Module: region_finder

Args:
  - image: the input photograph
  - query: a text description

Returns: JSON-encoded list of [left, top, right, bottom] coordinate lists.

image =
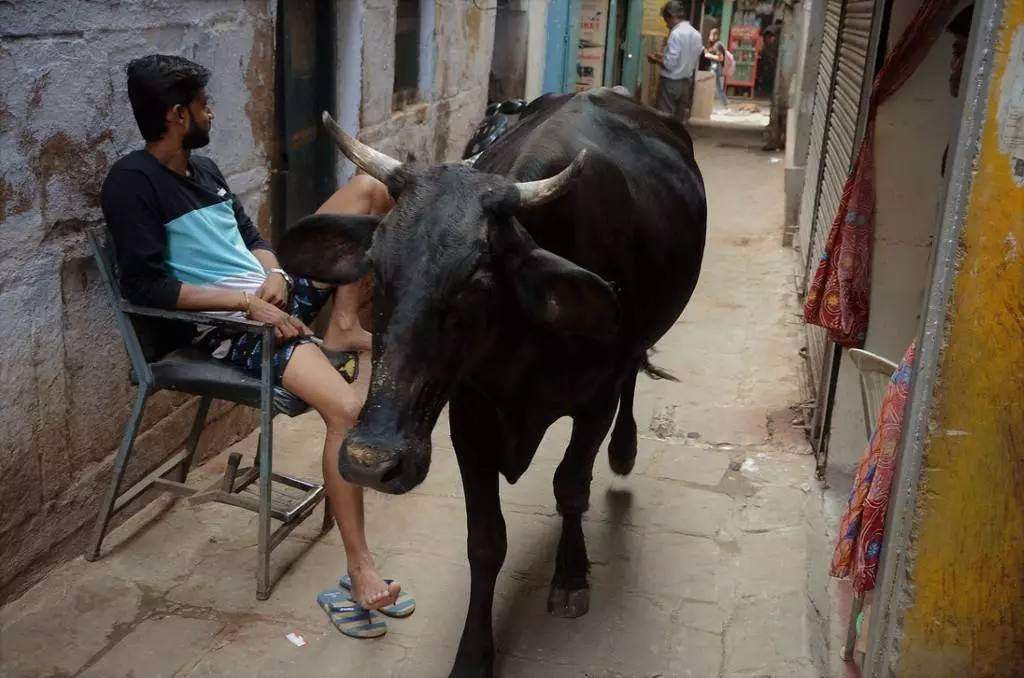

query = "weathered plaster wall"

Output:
[[357, 0, 494, 164], [0, 0, 276, 603], [491, 0, 530, 101], [765, 2, 801, 150]]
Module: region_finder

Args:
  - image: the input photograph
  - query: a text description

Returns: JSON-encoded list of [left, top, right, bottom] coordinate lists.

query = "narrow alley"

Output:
[[0, 140, 823, 678]]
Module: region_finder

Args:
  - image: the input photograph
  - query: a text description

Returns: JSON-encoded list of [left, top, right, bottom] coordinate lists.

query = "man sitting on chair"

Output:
[[100, 54, 402, 622]]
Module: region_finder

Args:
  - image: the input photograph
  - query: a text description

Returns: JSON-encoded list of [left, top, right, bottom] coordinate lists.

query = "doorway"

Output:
[[608, 0, 630, 85], [544, 0, 643, 95], [272, 0, 338, 243]]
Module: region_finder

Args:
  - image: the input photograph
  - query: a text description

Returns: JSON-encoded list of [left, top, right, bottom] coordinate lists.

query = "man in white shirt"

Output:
[[647, 1, 703, 122]]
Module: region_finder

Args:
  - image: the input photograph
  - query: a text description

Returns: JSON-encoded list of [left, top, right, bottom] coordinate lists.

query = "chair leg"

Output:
[[841, 593, 864, 661], [256, 329, 275, 600], [173, 396, 213, 484], [85, 384, 151, 562], [321, 495, 335, 533]]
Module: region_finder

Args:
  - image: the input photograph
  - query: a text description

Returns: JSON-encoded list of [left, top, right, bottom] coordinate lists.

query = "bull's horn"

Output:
[[321, 111, 402, 182], [514, 150, 587, 208]]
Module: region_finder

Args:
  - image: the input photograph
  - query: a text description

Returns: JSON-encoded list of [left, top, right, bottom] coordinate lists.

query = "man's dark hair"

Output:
[[126, 54, 211, 142], [661, 1, 690, 21]]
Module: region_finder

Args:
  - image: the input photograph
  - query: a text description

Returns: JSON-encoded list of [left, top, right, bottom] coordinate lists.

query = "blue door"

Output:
[[543, 0, 571, 94], [620, 0, 644, 95]]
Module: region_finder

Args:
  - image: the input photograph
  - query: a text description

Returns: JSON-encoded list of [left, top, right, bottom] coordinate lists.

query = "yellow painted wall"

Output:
[[897, 1, 1024, 675], [643, 0, 670, 36]]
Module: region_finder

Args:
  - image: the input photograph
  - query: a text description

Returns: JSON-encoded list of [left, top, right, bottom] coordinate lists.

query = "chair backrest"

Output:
[[87, 228, 153, 384], [848, 348, 899, 440]]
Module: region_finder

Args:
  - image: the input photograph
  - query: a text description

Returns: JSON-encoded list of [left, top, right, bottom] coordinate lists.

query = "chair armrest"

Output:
[[120, 302, 273, 332]]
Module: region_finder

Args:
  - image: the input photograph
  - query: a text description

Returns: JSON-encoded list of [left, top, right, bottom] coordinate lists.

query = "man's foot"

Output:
[[349, 562, 401, 610]]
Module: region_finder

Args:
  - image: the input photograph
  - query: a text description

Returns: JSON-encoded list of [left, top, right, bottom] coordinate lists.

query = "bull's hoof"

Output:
[[547, 586, 591, 618], [608, 440, 637, 475], [449, 644, 494, 678], [608, 425, 638, 476], [448, 667, 492, 678]]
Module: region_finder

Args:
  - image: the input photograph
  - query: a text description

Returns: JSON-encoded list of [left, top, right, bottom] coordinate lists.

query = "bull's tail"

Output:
[[641, 350, 679, 382]]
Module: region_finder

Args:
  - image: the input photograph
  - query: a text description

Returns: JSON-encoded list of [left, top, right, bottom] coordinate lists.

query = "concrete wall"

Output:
[[0, 0, 276, 603], [826, 1, 957, 476], [765, 2, 802, 151], [491, 0, 530, 101], [355, 0, 494, 164]]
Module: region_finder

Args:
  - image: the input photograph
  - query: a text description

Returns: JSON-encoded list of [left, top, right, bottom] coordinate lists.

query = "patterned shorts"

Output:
[[196, 278, 333, 383]]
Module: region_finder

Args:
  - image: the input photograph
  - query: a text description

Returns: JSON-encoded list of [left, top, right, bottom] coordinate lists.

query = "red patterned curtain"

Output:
[[803, 0, 962, 347]]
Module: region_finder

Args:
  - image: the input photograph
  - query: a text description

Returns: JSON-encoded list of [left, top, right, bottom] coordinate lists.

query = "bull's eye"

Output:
[[445, 274, 494, 334], [481, 185, 519, 216]]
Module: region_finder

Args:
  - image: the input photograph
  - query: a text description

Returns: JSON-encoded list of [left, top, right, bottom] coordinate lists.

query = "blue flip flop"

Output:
[[317, 589, 387, 639], [338, 575, 416, 618]]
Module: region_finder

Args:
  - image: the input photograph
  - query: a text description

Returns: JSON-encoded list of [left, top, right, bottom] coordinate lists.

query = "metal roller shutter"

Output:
[[796, 0, 841, 270], [802, 0, 879, 467], [797, 0, 842, 417]]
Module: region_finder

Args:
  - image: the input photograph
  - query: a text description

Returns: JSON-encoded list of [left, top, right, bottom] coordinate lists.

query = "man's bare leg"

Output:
[[317, 173, 394, 353], [281, 342, 400, 609]]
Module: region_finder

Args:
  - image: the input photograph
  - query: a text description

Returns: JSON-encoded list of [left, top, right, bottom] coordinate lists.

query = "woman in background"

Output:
[[704, 27, 729, 109]]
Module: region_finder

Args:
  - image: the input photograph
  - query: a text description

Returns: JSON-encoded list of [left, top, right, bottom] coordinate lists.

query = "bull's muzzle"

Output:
[[339, 435, 430, 495]]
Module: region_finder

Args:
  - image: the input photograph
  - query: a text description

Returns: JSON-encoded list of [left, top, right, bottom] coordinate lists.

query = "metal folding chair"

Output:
[[84, 228, 334, 600], [840, 347, 899, 661]]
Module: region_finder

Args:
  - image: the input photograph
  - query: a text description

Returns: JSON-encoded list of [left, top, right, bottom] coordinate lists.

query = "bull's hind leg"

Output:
[[549, 383, 619, 618], [608, 364, 640, 475]]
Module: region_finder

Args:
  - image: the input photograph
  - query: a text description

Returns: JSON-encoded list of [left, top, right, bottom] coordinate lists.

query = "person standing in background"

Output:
[[648, 1, 704, 122], [755, 21, 781, 99], [704, 27, 729, 109]]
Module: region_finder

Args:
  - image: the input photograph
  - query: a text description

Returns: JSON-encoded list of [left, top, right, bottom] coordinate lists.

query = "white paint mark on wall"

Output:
[[996, 26, 1024, 186]]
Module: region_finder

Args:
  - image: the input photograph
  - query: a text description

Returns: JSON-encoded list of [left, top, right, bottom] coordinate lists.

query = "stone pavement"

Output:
[[0, 141, 824, 678]]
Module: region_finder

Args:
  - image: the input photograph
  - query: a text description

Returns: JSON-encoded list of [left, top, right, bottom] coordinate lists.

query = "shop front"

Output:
[[541, 0, 794, 115], [543, 0, 641, 95], [789, 0, 1024, 671], [863, 0, 1024, 672]]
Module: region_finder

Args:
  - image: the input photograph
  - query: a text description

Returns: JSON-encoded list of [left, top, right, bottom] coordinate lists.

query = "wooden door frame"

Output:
[[271, 0, 337, 245]]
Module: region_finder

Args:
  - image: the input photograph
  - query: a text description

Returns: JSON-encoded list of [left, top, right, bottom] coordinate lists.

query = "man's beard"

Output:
[[183, 120, 210, 150]]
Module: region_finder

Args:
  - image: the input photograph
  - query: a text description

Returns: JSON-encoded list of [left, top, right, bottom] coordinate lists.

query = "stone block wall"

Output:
[[0, 0, 276, 603], [356, 0, 494, 163]]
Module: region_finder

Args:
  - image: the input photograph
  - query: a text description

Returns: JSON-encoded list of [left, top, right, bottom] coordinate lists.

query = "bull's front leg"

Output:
[[449, 396, 507, 678], [549, 385, 618, 618]]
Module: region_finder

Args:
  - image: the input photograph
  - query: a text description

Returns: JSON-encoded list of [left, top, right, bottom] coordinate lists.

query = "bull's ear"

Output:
[[496, 222, 620, 336], [277, 214, 381, 285]]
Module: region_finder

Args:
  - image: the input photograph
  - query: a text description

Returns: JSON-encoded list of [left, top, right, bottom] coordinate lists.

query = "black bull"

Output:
[[279, 88, 707, 678]]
